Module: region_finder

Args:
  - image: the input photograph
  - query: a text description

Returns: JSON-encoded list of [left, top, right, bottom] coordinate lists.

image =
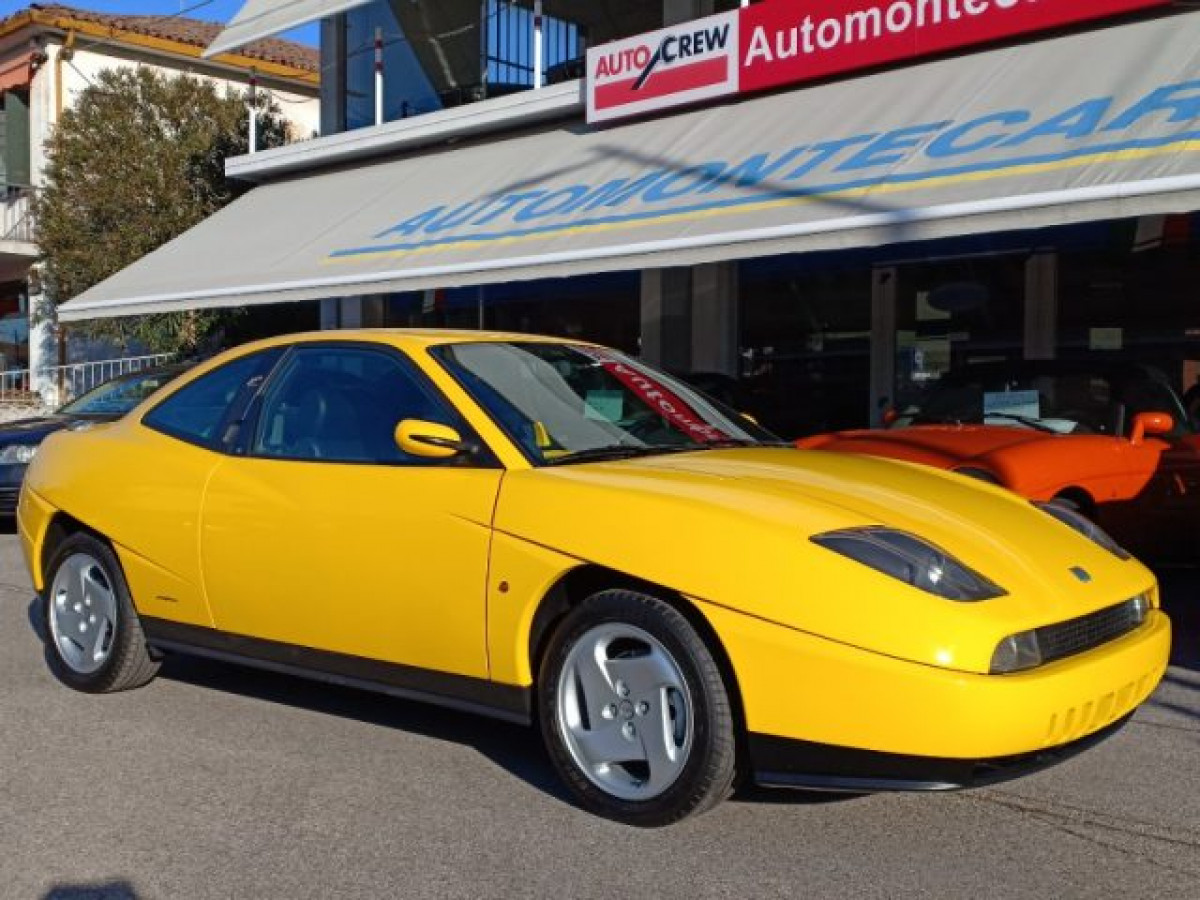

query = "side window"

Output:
[[251, 347, 452, 464], [143, 351, 280, 448]]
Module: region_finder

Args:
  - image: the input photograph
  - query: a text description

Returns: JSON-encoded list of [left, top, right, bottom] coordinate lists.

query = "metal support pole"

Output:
[[533, 0, 544, 90], [374, 26, 384, 126], [248, 69, 258, 154]]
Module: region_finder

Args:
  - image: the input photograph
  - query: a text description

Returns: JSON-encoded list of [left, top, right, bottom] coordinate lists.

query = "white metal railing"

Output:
[[0, 353, 174, 407], [1, 187, 36, 243]]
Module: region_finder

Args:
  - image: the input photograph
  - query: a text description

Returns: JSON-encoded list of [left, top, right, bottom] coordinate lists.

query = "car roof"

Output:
[[226, 329, 595, 354], [108, 363, 191, 381]]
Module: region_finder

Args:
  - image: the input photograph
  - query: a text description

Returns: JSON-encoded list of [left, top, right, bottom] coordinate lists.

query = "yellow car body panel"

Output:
[[491, 449, 1156, 675], [696, 600, 1169, 759], [24, 424, 221, 628], [485, 529, 584, 686], [200, 456, 502, 678], [17, 483, 54, 591], [18, 330, 1171, 787]]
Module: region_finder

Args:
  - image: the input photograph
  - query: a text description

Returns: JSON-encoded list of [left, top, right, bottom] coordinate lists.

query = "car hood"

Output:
[[495, 448, 1155, 674], [0, 416, 70, 444], [797, 425, 1056, 469]]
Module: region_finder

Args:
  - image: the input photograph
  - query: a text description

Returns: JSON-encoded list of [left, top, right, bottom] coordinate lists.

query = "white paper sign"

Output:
[[984, 390, 1041, 421]]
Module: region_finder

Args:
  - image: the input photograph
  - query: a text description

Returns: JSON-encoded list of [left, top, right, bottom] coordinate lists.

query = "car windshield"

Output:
[[894, 366, 1194, 437], [59, 368, 183, 418], [433, 342, 784, 464]]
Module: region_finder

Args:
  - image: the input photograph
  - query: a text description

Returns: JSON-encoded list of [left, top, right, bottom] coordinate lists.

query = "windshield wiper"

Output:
[[694, 438, 794, 449], [984, 413, 1057, 434], [545, 439, 791, 466], [544, 445, 694, 466]]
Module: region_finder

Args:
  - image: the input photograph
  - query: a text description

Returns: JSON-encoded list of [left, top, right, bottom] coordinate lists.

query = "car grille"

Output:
[[1036, 597, 1148, 665], [0, 486, 19, 512]]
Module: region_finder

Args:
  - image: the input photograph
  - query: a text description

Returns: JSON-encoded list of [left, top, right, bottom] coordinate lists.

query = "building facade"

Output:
[[63, 0, 1200, 440], [0, 2, 320, 392]]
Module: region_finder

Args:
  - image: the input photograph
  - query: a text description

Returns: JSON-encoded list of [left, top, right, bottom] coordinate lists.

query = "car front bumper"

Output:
[[696, 600, 1170, 789], [748, 715, 1131, 792]]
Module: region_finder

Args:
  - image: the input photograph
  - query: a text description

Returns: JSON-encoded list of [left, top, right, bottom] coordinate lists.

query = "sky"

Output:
[[0, 0, 319, 45]]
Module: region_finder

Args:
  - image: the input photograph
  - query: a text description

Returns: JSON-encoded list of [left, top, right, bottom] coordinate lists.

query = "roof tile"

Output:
[[7, 3, 318, 75]]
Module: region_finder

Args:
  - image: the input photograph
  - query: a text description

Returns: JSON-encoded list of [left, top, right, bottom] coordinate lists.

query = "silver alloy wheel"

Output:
[[555, 623, 694, 802], [48, 553, 118, 676]]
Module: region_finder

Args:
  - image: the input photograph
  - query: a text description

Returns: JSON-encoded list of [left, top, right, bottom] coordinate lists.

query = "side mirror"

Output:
[[395, 420, 468, 459], [881, 408, 900, 427], [1130, 412, 1174, 445]]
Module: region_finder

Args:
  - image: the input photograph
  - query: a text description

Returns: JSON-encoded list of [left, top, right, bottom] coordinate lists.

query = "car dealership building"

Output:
[[60, 0, 1200, 438]]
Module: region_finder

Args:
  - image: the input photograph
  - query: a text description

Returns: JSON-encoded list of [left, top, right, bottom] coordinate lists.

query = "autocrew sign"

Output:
[[586, 0, 1175, 124]]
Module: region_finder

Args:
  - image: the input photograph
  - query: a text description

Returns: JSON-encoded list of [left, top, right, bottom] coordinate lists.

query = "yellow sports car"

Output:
[[17, 332, 1170, 826]]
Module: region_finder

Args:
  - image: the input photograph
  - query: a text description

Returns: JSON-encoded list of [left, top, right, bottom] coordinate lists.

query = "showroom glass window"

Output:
[[251, 346, 453, 464], [143, 351, 282, 449], [892, 254, 1026, 415], [741, 255, 872, 438]]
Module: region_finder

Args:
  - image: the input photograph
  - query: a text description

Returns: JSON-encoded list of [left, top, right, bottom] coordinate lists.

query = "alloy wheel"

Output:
[[555, 623, 694, 802], [48, 553, 118, 676]]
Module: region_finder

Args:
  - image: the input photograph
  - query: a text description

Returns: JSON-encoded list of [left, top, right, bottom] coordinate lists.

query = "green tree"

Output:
[[35, 67, 290, 355]]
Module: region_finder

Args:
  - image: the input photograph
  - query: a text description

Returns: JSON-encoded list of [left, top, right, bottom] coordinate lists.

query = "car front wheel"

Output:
[[43, 532, 159, 694], [538, 589, 738, 827]]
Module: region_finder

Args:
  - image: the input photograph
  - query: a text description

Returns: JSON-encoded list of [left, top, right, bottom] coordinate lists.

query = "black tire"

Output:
[[1051, 493, 1096, 521], [538, 589, 738, 827], [42, 532, 159, 694]]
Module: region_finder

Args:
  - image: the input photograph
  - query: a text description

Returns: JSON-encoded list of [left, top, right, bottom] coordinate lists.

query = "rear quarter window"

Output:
[[143, 350, 280, 449]]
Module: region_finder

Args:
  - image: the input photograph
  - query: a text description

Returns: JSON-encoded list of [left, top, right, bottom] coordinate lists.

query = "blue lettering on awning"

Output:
[[336, 81, 1200, 261]]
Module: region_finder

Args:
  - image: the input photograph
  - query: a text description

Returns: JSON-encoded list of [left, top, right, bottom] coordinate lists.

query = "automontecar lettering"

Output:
[[746, 0, 1031, 66], [370, 80, 1200, 243]]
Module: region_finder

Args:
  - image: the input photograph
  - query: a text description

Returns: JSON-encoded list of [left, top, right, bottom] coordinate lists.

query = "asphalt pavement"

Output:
[[1, 530, 1198, 899]]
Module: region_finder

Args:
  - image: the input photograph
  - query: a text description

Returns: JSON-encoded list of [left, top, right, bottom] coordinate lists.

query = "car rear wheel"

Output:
[[538, 589, 737, 827], [44, 532, 159, 694]]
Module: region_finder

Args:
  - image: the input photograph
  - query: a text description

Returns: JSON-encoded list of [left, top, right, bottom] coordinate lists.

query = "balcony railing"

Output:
[[0, 353, 174, 410], [1, 186, 37, 244]]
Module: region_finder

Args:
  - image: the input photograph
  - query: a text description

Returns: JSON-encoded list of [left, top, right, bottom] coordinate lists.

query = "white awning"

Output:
[[204, 0, 371, 58], [66, 10, 1200, 321]]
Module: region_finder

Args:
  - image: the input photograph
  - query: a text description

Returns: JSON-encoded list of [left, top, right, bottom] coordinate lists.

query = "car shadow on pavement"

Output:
[[25, 595, 862, 813], [153, 652, 861, 812], [43, 881, 140, 900], [156, 650, 573, 804]]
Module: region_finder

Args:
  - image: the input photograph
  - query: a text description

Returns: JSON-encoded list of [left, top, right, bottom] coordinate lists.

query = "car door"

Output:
[[199, 343, 505, 680], [123, 347, 284, 628]]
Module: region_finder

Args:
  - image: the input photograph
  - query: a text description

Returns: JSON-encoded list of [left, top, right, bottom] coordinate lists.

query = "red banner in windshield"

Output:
[[577, 348, 730, 443]]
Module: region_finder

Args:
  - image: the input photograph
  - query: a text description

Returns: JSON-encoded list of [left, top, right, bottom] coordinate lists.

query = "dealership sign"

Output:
[[587, 0, 1175, 123]]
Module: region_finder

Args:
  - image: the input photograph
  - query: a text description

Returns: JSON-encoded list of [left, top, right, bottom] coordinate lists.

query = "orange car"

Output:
[[799, 361, 1200, 563]]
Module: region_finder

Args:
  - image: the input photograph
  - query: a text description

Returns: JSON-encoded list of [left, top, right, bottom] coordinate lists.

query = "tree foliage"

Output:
[[36, 67, 291, 354]]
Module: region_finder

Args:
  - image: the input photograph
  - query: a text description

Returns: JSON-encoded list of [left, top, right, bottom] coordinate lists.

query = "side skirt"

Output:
[[141, 618, 532, 726]]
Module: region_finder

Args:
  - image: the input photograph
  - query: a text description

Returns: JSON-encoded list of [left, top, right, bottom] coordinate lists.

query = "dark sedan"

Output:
[[0, 366, 186, 515]]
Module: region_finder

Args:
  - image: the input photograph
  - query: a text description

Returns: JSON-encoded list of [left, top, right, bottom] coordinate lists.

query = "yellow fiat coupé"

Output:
[[17, 331, 1170, 826]]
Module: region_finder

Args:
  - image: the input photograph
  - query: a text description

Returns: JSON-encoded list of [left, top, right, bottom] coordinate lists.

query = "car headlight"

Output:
[[811, 527, 1005, 602], [1034, 501, 1130, 561], [991, 592, 1151, 674], [0, 444, 38, 465], [989, 631, 1043, 674]]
